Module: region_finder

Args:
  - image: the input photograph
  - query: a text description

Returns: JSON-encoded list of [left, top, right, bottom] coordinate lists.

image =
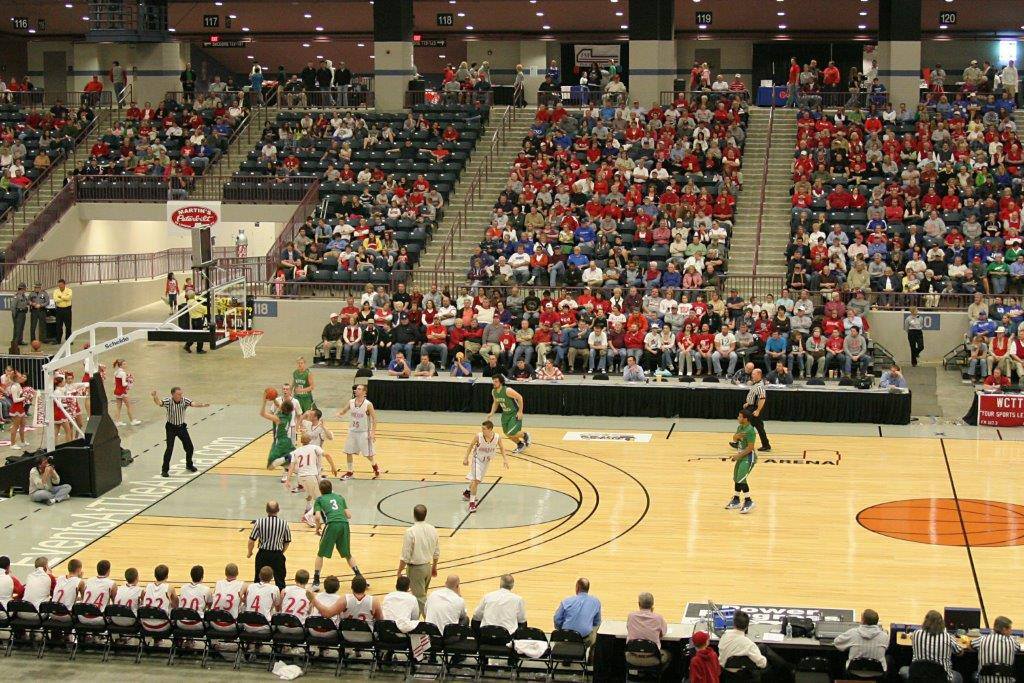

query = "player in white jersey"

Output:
[[301, 408, 333, 448], [310, 575, 344, 627], [52, 559, 85, 621], [336, 384, 380, 480], [284, 433, 337, 527], [111, 567, 143, 626], [210, 563, 247, 617], [462, 420, 509, 513], [280, 570, 313, 621], [142, 564, 177, 630], [179, 565, 212, 615], [246, 566, 281, 620], [309, 575, 381, 628], [80, 560, 116, 611]]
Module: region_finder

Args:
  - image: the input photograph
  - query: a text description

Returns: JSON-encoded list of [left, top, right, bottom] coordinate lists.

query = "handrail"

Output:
[[263, 181, 322, 280], [751, 104, 775, 277], [430, 104, 516, 285]]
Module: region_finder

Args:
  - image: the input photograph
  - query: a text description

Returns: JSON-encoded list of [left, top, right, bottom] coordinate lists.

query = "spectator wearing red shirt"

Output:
[[983, 368, 1011, 392], [824, 330, 846, 376], [822, 61, 841, 92], [827, 186, 851, 210], [940, 189, 962, 212]]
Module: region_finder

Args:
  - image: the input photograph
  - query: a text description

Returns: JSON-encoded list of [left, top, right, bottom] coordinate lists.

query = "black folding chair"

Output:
[[795, 655, 831, 683], [372, 619, 413, 677], [167, 607, 204, 665], [549, 628, 589, 680], [70, 603, 108, 661], [338, 617, 376, 672], [979, 662, 1016, 680], [201, 608, 239, 668], [234, 610, 272, 669], [625, 638, 663, 681], [722, 654, 762, 682], [512, 625, 550, 679], [38, 601, 74, 657], [7, 600, 44, 657], [477, 624, 514, 680], [101, 603, 140, 662], [303, 615, 343, 675], [136, 605, 173, 663], [908, 659, 949, 682], [269, 613, 307, 668], [442, 623, 480, 679], [408, 621, 444, 678], [847, 655, 885, 680]]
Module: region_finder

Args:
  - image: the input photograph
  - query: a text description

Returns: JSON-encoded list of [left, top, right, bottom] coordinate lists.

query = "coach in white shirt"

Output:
[[23, 557, 55, 607], [381, 576, 421, 633], [397, 504, 440, 615], [473, 574, 527, 634], [717, 610, 767, 671], [425, 575, 467, 631]]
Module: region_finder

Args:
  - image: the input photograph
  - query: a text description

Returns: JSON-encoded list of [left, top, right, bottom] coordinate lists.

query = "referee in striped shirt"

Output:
[[731, 368, 772, 451], [904, 609, 964, 682], [248, 500, 291, 589], [972, 616, 1020, 683], [151, 387, 210, 477]]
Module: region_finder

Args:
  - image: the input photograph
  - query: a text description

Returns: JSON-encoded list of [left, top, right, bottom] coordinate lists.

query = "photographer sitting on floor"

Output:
[[28, 455, 72, 505]]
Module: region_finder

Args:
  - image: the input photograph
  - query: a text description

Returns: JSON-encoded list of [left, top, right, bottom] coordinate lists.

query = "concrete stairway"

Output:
[[729, 107, 798, 279], [414, 109, 533, 287], [190, 104, 275, 200], [0, 109, 114, 250]]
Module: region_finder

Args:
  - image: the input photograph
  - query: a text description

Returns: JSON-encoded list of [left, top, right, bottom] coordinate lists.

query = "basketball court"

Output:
[[16, 404, 1022, 630]]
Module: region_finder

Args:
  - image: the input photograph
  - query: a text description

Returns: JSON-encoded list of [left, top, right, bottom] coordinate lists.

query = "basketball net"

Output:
[[233, 330, 264, 359]]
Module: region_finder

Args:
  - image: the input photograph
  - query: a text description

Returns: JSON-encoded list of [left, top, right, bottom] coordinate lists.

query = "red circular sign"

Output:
[[170, 206, 218, 230]]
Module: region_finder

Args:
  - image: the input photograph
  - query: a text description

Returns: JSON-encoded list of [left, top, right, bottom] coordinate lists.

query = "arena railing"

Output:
[[429, 104, 517, 283], [162, 89, 249, 108], [406, 90, 492, 108], [0, 90, 116, 109], [751, 104, 775, 277], [0, 245, 238, 291], [260, 180, 322, 281], [659, 89, 751, 107], [278, 88, 375, 109], [537, 89, 627, 108], [918, 88, 1017, 108]]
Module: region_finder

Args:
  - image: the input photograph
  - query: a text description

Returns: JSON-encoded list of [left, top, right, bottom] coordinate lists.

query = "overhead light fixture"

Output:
[[938, 24, 948, 29], [214, 1, 223, 6], [82, 15, 89, 20], [64, 3, 73, 8], [370, 55, 375, 59], [620, 24, 628, 29], [466, 25, 474, 30], [303, 13, 312, 18], [28, 28, 35, 33], [439, 54, 446, 59], [457, 12, 465, 17], [315, 26, 324, 31], [241, 26, 250, 31], [542, 24, 550, 30], [778, 23, 787, 29], [247, 55, 254, 59], [357, 42, 365, 47], [302, 43, 310, 47], [778, 11, 786, 16], [536, 12, 544, 16], [168, 27, 176, 32], [228, 14, 237, 19], [615, 10, 623, 16], [859, 11, 867, 15], [698, 24, 708, 29], [858, 24, 867, 29], [316, 55, 323, 59]]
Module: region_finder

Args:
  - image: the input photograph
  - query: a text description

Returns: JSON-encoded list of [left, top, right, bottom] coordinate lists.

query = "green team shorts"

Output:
[[733, 451, 757, 484], [296, 393, 315, 412], [500, 411, 523, 438], [317, 522, 351, 559], [267, 437, 295, 466]]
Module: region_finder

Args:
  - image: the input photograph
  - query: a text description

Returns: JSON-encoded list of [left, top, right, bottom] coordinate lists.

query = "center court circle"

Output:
[[376, 482, 580, 529]]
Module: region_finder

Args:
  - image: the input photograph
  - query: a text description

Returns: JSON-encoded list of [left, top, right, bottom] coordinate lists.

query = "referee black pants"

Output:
[[744, 408, 771, 450], [162, 422, 194, 473], [255, 549, 287, 589]]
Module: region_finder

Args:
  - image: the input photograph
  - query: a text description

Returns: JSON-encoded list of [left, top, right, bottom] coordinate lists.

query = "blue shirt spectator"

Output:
[[879, 367, 908, 389], [661, 270, 682, 288], [970, 317, 998, 338], [575, 226, 596, 245], [553, 581, 602, 641], [567, 252, 590, 268], [765, 335, 788, 355]]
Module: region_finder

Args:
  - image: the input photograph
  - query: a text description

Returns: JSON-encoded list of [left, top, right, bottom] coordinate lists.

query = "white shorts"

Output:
[[466, 455, 492, 482], [299, 475, 321, 496], [344, 432, 375, 456]]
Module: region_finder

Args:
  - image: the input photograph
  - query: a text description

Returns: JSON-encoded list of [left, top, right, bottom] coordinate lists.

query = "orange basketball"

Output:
[[857, 498, 1024, 547], [30, 340, 41, 351], [264, 387, 278, 401]]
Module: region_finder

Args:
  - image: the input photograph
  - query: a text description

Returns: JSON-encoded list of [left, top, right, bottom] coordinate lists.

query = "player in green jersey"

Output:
[[487, 374, 530, 453], [311, 479, 364, 591], [260, 393, 297, 473], [726, 409, 758, 514], [292, 356, 316, 412]]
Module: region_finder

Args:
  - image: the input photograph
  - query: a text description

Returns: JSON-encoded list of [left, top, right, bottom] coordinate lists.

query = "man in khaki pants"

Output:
[[397, 504, 439, 615]]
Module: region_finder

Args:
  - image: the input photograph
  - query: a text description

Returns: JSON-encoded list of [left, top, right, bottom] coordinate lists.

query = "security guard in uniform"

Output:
[[28, 282, 51, 344], [10, 283, 29, 347]]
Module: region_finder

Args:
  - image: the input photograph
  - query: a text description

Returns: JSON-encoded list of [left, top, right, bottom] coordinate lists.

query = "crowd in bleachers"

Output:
[[64, 95, 246, 191], [0, 100, 95, 216], [253, 105, 487, 284], [786, 97, 1021, 303]]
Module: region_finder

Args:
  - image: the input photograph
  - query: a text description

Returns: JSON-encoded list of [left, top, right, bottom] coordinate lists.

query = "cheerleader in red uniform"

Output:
[[51, 374, 74, 443], [7, 371, 27, 449], [64, 370, 86, 435], [112, 359, 141, 426]]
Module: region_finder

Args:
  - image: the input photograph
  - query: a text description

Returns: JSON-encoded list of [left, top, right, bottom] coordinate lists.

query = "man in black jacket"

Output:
[[321, 313, 344, 363], [334, 61, 353, 106], [391, 316, 418, 364], [316, 60, 333, 106], [300, 62, 318, 97]]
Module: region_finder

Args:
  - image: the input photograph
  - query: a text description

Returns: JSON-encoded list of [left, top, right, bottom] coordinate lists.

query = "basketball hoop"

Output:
[[231, 329, 264, 359]]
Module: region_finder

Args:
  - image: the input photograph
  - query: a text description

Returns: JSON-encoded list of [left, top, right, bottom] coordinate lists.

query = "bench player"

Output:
[[336, 384, 380, 480], [462, 420, 509, 513]]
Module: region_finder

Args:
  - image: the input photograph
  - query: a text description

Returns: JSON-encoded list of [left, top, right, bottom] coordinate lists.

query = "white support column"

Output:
[[374, 41, 416, 111], [628, 40, 677, 107], [876, 41, 922, 109]]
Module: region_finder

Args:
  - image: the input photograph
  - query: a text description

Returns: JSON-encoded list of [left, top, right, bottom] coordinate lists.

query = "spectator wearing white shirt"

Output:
[[473, 574, 527, 634], [717, 610, 768, 672], [712, 323, 738, 377], [425, 575, 468, 632], [582, 263, 604, 287], [381, 576, 421, 633]]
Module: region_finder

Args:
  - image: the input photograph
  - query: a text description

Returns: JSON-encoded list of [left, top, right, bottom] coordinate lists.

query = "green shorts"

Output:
[[733, 452, 757, 484], [318, 522, 351, 559], [297, 393, 315, 412], [500, 411, 523, 438], [267, 437, 295, 466]]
